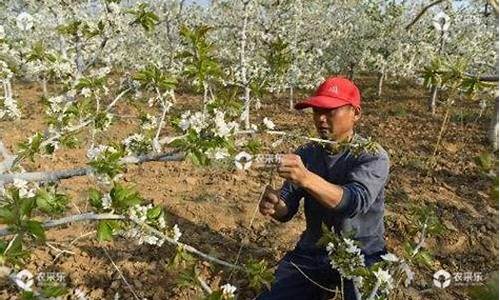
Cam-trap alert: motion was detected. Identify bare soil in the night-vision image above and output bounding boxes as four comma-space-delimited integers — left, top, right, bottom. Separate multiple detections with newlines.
0, 77, 497, 300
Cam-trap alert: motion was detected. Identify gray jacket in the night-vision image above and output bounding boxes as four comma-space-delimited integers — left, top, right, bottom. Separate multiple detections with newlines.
276, 135, 390, 256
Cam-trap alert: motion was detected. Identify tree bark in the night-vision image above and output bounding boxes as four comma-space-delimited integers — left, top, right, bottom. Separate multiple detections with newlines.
377, 66, 385, 97
429, 85, 438, 115
489, 96, 499, 151
347, 62, 355, 80
0, 151, 184, 184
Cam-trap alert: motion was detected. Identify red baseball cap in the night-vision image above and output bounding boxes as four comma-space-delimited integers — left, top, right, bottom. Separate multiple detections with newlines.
294, 77, 361, 110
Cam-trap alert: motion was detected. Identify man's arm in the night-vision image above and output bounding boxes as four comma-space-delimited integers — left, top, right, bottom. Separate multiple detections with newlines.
277, 155, 343, 209
278, 152, 389, 217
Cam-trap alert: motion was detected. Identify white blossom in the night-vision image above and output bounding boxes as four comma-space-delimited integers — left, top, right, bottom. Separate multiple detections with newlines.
86, 145, 108, 160
101, 193, 112, 210
343, 238, 361, 255
72, 288, 87, 300
0, 96, 21, 119
12, 179, 35, 198
108, 2, 121, 13
0, 61, 13, 80
188, 112, 206, 133
142, 235, 160, 245
0, 25, 5, 39
81, 88, 92, 98
129, 204, 152, 223
205, 147, 230, 160
326, 242, 334, 254
172, 224, 182, 242
141, 114, 157, 131
179, 111, 191, 131
221, 283, 237, 298
90, 67, 111, 78
381, 253, 399, 263
400, 262, 415, 287
373, 268, 393, 290
214, 110, 231, 137
353, 276, 363, 288
16, 12, 34, 31
86, 145, 118, 162
263, 117, 275, 130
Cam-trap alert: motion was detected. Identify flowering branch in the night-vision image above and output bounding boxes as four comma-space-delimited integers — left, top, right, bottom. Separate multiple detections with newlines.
0, 212, 125, 237
0, 151, 184, 184
135, 219, 243, 270
0, 211, 243, 271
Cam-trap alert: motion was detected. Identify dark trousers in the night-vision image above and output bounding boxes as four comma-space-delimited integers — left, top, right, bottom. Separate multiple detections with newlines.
256, 248, 386, 300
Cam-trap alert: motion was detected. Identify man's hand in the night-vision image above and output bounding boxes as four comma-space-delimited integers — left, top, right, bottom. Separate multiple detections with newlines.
259, 185, 288, 218
277, 154, 311, 187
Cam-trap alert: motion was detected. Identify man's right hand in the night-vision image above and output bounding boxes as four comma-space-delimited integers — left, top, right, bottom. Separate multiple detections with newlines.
259, 185, 288, 219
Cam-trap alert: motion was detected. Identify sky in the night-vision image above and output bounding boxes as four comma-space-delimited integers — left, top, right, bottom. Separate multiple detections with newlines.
185, 0, 210, 6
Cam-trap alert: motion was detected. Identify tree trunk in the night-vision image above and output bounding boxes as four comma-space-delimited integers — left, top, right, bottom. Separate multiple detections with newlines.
489, 96, 499, 151
42, 77, 48, 97
203, 82, 208, 115
377, 67, 385, 97
289, 86, 294, 110
75, 36, 85, 79
428, 31, 445, 114
429, 85, 438, 115
239, 1, 250, 129
347, 63, 355, 80
243, 86, 251, 129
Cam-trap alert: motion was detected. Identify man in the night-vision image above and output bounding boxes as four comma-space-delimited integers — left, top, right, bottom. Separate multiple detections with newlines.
257, 77, 390, 300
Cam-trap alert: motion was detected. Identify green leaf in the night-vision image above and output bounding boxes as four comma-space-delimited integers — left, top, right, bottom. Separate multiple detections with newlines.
20, 291, 36, 300
468, 273, 499, 300
0, 207, 16, 224
19, 197, 36, 218
204, 290, 224, 300
414, 249, 434, 268
474, 151, 494, 173
244, 259, 274, 292
109, 183, 142, 211
35, 188, 69, 215
5, 234, 25, 259
24, 220, 46, 241
88, 188, 103, 210
146, 206, 162, 220
40, 283, 68, 297
97, 220, 114, 241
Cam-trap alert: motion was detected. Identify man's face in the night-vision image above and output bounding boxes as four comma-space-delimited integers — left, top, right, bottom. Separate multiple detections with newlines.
312, 105, 360, 141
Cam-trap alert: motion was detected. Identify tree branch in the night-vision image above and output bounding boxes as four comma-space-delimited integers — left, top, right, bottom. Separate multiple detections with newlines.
0, 213, 125, 237
489, 0, 499, 15
134, 219, 243, 270
0, 151, 185, 184
405, 0, 446, 30
464, 73, 499, 82
0, 212, 243, 271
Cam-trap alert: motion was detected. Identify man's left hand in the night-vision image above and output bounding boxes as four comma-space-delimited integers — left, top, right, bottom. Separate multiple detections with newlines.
277, 154, 311, 187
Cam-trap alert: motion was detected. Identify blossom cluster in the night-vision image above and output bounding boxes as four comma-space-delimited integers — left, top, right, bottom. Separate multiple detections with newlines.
86, 144, 118, 161
323, 226, 415, 299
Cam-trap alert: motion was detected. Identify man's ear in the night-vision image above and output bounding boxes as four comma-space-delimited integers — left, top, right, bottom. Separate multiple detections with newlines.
353, 106, 361, 122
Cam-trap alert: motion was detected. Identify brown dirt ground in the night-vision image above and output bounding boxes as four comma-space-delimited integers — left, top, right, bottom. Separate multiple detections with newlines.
0, 76, 498, 300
